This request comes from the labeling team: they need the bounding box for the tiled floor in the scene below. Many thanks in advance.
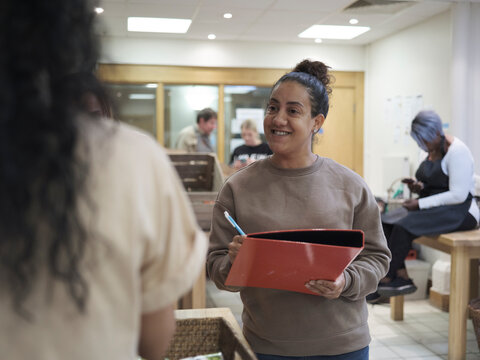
[206,280,480,359]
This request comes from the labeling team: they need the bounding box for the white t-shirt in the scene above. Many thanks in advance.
[1,118,207,359]
[418,137,479,223]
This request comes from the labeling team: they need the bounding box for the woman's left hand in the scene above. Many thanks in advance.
[305,273,345,299]
[403,198,419,211]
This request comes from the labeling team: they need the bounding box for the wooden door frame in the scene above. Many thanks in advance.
[97,64,364,176]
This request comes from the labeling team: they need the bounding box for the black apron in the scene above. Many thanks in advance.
[382,157,473,237]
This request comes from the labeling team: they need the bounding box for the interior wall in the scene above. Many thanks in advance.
[364,11,452,197]
[99,10,457,196]
[100,37,365,72]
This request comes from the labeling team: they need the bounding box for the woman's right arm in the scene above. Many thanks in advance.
[402,178,424,194]
[206,184,243,292]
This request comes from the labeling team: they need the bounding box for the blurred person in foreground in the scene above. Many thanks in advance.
[0,1,207,359]
[207,59,391,360]
[230,118,272,170]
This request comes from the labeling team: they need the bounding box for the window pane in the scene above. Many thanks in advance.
[164,85,219,150]
[224,86,270,164]
[105,83,157,137]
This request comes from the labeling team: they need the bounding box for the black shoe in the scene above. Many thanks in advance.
[366,291,381,304]
[377,277,417,297]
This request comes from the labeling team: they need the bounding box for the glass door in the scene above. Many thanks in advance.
[104,83,157,137]
[163,85,219,150]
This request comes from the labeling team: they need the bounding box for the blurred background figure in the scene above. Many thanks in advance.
[230,118,272,170]
[374,110,479,300]
[0,1,206,359]
[176,107,217,153]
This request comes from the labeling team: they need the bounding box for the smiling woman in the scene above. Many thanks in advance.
[264,60,332,169]
[207,59,391,360]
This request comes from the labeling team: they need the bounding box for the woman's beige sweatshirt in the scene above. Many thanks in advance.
[207,157,391,356]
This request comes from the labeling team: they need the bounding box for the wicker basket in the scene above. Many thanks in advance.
[165,317,256,360]
[468,297,480,348]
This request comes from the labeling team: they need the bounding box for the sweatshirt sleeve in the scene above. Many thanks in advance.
[342,185,391,301]
[206,181,243,292]
[419,142,474,209]
[140,142,208,313]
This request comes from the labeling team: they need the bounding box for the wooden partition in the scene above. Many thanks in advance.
[97,64,365,176]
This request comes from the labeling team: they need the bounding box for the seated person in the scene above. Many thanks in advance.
[230,119,272,169]
[371,110,479,301]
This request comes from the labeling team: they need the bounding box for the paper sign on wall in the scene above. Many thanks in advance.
[235,108,265,134]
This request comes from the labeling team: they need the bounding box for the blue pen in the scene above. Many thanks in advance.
[224,211,247,236]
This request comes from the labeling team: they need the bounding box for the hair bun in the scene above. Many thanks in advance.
[293,59,333,95]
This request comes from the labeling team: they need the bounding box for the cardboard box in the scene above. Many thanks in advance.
[429,288,449,312]
[431,259,450,293]
[405,259,430,300]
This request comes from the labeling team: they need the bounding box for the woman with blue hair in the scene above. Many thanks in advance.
[373,110,479,299]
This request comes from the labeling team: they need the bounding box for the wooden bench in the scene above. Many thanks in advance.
[388,228,480,360]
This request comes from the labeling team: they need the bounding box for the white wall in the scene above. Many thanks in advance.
[100,37,365,71]
[364,11,452,196]
[451,3,480,175]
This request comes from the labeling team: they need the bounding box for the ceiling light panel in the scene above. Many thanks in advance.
[298,25,370,40]
[128,17,192,33]
[128,94,156,100]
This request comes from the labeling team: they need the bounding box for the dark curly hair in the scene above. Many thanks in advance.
[66,72,115,119]
[0,0,100,318]
[272,59,333,118]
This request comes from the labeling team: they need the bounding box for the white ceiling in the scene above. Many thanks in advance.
[97,0,470,45]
